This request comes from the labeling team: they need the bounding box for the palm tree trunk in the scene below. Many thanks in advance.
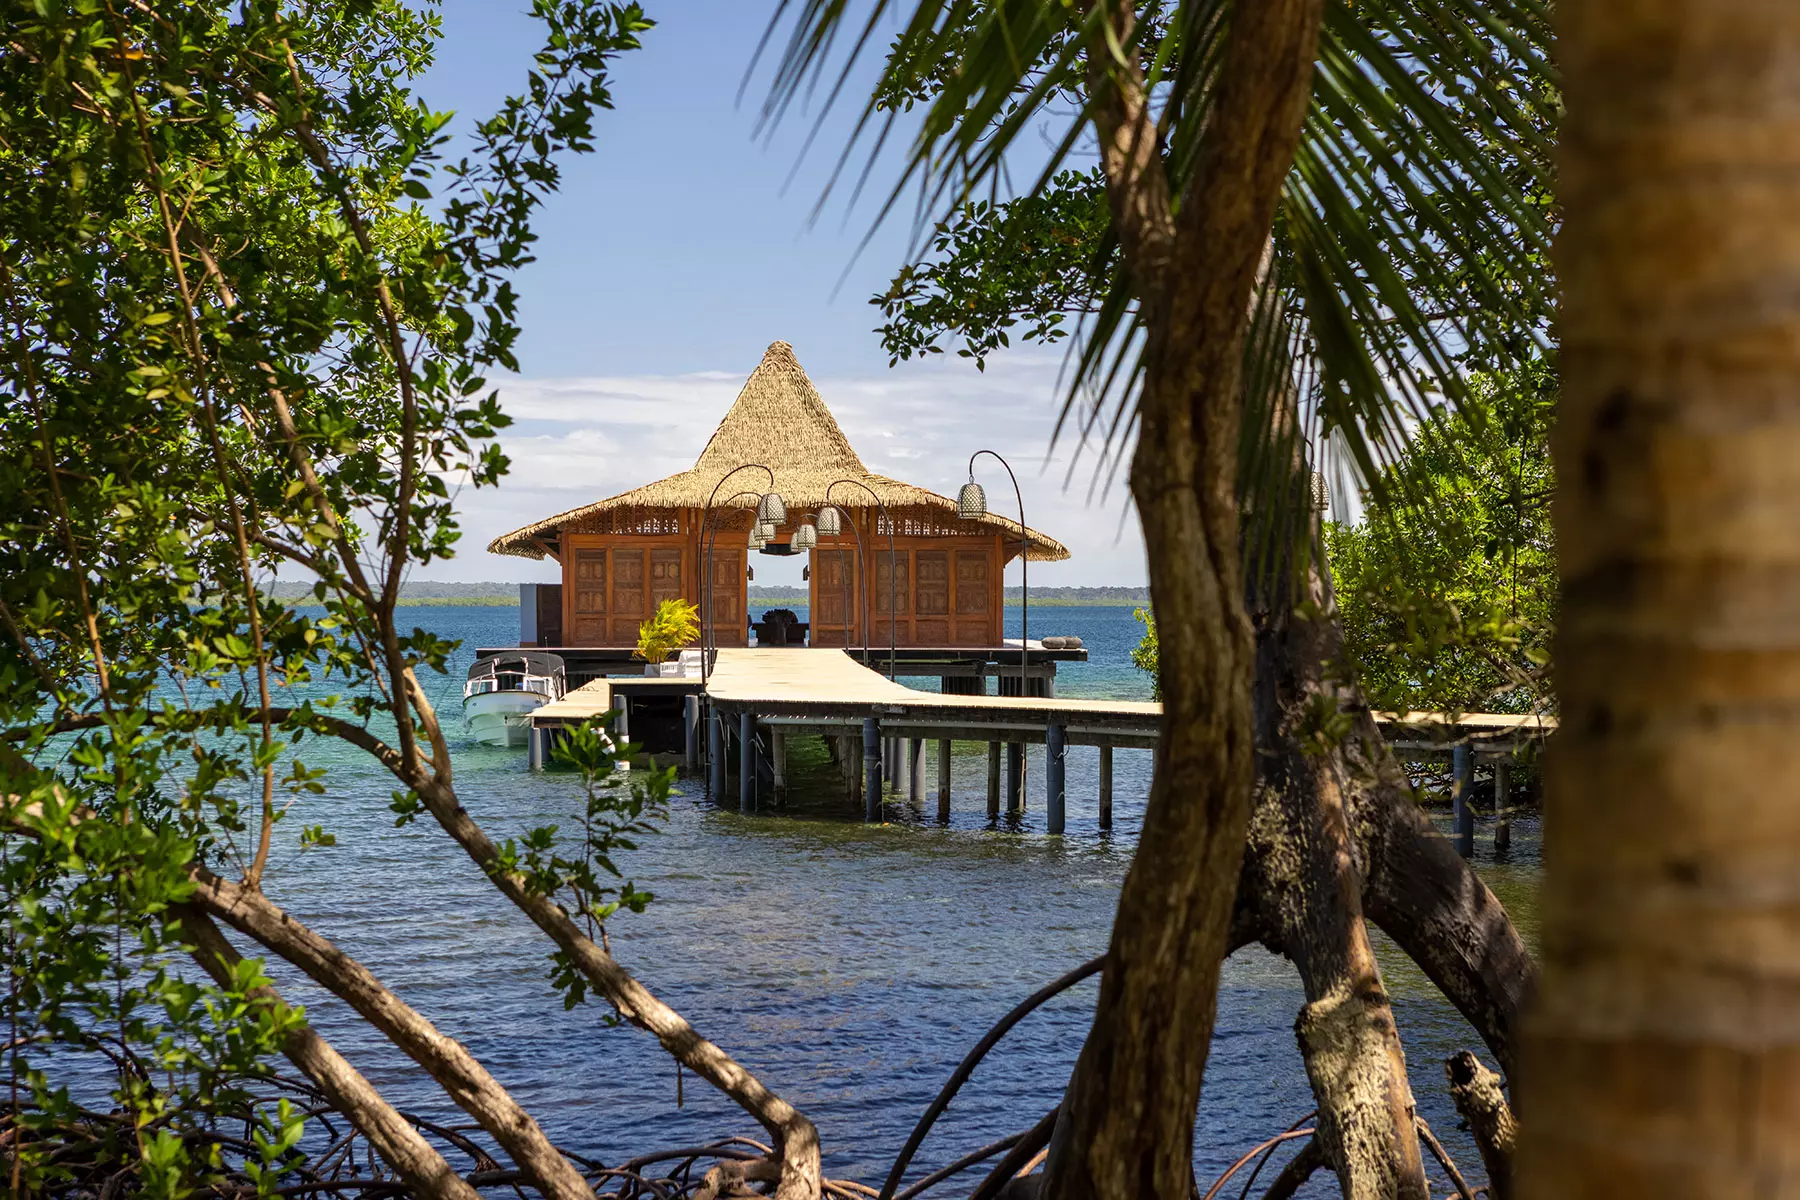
[1038,4,1323,1197]
[1520,1,1800,1192]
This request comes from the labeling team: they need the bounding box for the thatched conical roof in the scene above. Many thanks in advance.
[487,341,1070,561]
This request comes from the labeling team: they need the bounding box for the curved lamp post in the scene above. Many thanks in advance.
[816,504,869,664]
[700,464,780,683]
[825,479,897,679]
[960,450,1028,695]
[702,489,768,677]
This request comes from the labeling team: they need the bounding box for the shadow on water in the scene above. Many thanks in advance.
[232,606,1538,1194]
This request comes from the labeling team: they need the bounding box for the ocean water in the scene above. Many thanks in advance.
[243,604,1536,1193]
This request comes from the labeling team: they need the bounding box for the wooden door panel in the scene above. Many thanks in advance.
[914,618,950,644]
[954,550,990,613]
[573,550,607,613]
[709,550,745,646]
[874,555,910,614]
[813,549,851,628]
[954,618,992,645]
[612,548,646,619]
[916,551,949,616]
[650,548,683,607]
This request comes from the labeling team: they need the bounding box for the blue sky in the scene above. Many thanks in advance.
[416,1,1148,587]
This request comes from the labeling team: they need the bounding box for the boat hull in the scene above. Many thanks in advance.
[463,690,550,747]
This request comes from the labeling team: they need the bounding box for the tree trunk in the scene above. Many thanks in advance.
[1040,5,1323,1197]
[188,869,594,1200]
[1446,1051,1516,1200]
[1353,755,1535,1078]
[1240,564,1427,1200]
[172,904,481,1200]
[1520,1,1800,1193]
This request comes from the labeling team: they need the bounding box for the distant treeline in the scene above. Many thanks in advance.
[264,580,522,607]
[265,582,1151,607]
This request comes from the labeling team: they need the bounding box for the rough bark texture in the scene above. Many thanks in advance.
[188,869,594,1200]
[1353,760,1535,1078]
[172,904,481,1200]
[1261,1137,1326,1200]
[1519,2,1800,1194]
[1038,3,1324,1198]
[1241,569,1427,1200]
[1446,1051,1516,1200]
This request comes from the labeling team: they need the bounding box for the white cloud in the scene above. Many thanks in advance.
[425,348,1148,587]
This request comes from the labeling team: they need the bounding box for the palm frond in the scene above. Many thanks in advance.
[764,0,1557,567]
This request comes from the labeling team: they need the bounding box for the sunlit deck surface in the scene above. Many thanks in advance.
[529,649,1556,751]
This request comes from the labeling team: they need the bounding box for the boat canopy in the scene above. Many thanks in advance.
[467,651,566,680]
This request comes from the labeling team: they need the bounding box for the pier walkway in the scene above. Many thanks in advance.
[527,648,1555,848]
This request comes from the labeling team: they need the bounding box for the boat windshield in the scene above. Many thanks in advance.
[465,652,565,698]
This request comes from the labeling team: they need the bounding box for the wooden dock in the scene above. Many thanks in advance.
[526,648,1556,849]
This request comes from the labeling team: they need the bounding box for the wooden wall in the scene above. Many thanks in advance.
[560,518,748,649]
[809,531,1003,649]
[558,516,1003,649]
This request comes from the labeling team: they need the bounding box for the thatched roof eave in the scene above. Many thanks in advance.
[485,341,1071,563]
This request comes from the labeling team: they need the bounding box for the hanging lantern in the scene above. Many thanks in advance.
[748,519,769,549]
[817,505,842,537]
[793,520,818,550]
[758,491,787,524]
[759,520,777,541]
[957,480,987,520]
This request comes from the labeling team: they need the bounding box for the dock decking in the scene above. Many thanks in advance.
[525,648,1555,849]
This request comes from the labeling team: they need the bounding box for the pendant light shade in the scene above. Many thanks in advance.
[957,480,987,520]
[817,505,842,537]
[748,520,769,549]
[759,520,777,542]
[793,520,818,550]
[758,491,787,524]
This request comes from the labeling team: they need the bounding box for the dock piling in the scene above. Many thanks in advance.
[936,739,952,822]
[908,738,925,807]
[1452,741,1474,857]
[864,718,882,822]
[1098,745,1113,831]
[771,729,787,806]
[1046,724,1066,834]
[708,708,724,800]
[613,694,629,747]
[986,743,1001,821]
[739,712,754,812]
[1005,743,1025,816]
[1493,757,1512,853]
[683,696,699,770]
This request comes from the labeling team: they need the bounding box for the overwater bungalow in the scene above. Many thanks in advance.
[488,341,1069,667]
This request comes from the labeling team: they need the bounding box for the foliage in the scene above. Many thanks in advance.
[0,0,649,1190]
[1130,607,1160,700]
[769,0,1557,520]
[1327,359,1557,714]
[635,597,701,664]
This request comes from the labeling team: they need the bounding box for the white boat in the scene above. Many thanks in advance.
[463,651,566,747]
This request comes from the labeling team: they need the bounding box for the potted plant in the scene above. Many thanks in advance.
[635,598,700,676]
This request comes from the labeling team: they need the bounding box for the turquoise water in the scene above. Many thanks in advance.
[252,604,1534,1193]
